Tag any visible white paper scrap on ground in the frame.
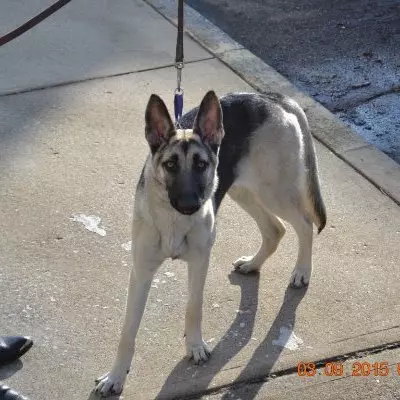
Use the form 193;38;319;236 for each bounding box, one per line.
272;326;304;350
71;214;106;236
121;241;132;251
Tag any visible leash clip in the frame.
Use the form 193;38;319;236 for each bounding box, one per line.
174;88;184;128
175;61;184;92
174;62;184;127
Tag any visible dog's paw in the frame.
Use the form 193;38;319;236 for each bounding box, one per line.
233;256;261;274
289;266;310;288
95;371;126;397
186;340;211;364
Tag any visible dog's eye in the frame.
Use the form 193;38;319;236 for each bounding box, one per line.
164;160;178;172
195;160;208;172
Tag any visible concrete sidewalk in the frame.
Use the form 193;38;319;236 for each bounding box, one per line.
1;1;399;399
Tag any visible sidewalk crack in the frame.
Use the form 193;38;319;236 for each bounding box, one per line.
181;340;400;399
0;57;215;97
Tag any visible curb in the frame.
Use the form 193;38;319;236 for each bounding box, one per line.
144;0;400;206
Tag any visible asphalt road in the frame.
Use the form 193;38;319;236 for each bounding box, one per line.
186;0;400;163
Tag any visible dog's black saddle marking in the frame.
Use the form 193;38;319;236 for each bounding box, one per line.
180;93;272;211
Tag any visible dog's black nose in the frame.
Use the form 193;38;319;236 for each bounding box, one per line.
173;193;201;215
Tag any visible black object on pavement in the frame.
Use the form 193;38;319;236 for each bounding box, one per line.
0;336;33;366
0;385;30;400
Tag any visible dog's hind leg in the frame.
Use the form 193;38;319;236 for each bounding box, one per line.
229;185;286;274
281;208;313;288
255;188;314;288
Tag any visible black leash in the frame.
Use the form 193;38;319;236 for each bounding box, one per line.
0;0;72;47
2;0;185;126
174;0;184;127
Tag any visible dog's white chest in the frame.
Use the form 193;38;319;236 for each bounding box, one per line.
162;232;187;259
157;214;191;259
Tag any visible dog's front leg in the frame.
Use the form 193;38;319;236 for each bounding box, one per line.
184;249;212;364
95;249;161;397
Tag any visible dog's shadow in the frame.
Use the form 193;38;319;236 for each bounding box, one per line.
156;270;308;400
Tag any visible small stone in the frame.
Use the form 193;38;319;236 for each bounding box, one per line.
236;309;250;314
352;117;366;126
362;49;373;58
351;81;371;89
49;147;60;155
121;241;132;251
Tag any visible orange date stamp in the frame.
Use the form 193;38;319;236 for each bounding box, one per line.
297;361;400;377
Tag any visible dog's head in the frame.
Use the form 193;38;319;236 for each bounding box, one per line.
145;91;224;215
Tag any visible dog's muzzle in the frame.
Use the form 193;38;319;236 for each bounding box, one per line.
171;193;201;215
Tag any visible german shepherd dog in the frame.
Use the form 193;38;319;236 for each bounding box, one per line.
95;91;326;396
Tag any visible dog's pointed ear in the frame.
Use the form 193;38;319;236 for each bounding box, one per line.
194;91;224;148
145;94;175;152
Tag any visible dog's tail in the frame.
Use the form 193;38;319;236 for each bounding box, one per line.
297;108;326;234
272;95;327;233
304;132;327;234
